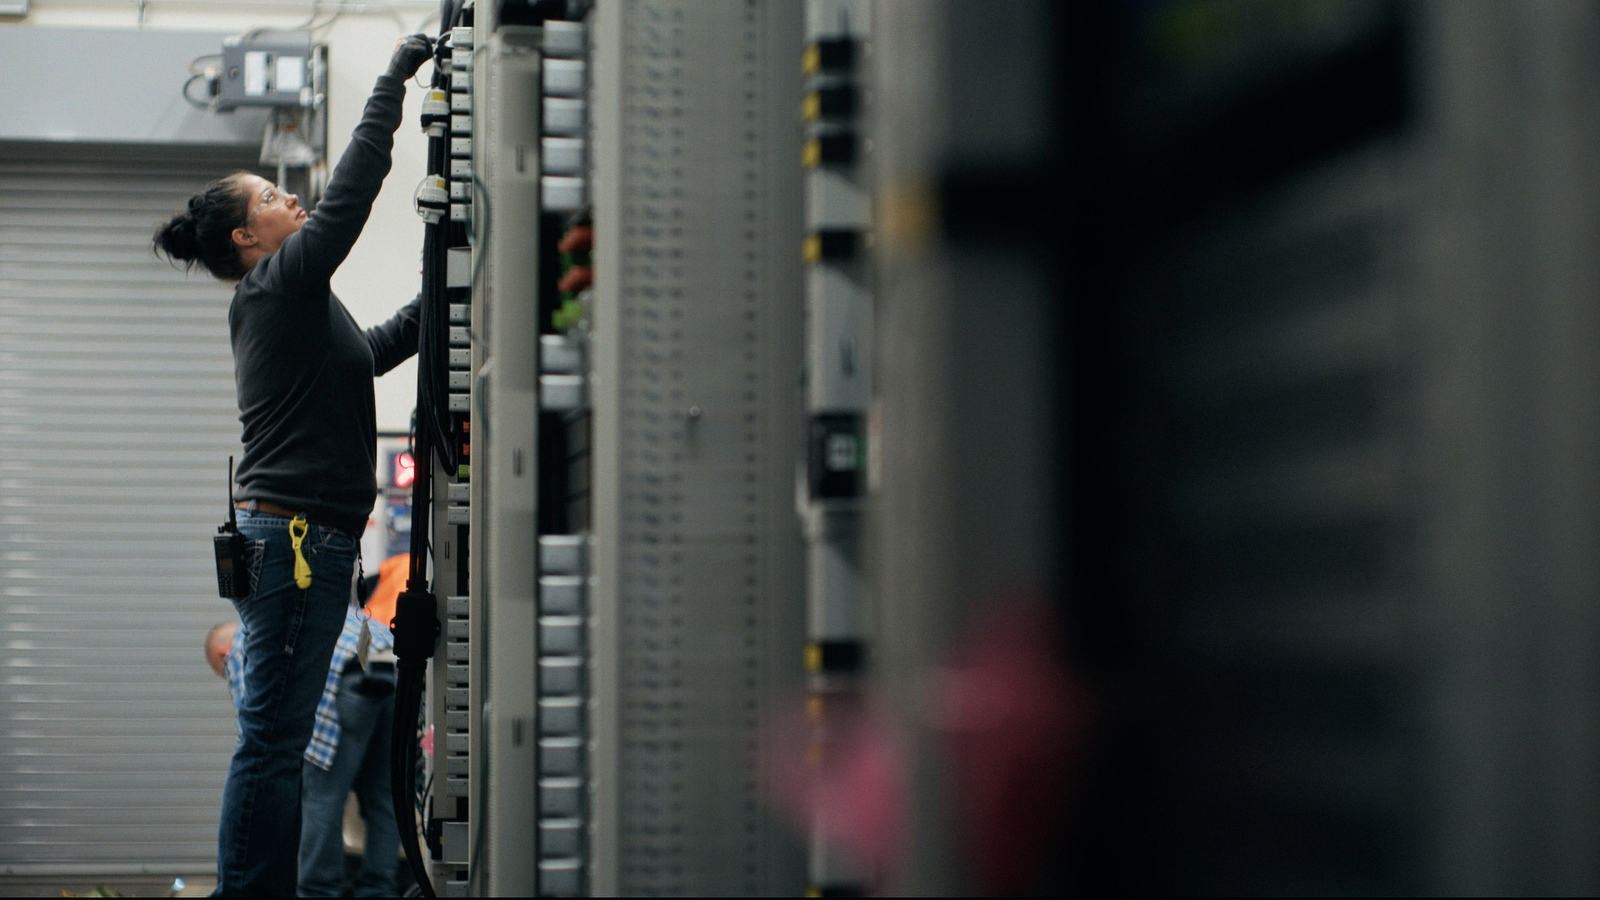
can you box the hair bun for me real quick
[155,211,203,262]
[152,172,251,281]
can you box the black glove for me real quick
[387,34,434,79]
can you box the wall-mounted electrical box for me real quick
[217,31,315,110]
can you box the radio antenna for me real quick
[227,456,238,529]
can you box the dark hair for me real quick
[152,172,252,281]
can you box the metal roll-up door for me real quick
[0,144,260,876]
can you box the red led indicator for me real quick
[394,452,415,488]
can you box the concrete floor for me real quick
[0,876,214,898]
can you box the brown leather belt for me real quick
[235,500,338,528]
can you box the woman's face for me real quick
[232,174,306,257]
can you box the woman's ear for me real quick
[231,226,256,249]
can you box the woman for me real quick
[154,34,432,896]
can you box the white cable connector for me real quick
[417,176,449,224]
[421,89,450,138]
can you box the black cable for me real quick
[415,226,444,468]
[430,0,457,75]
[393,110,446,900]
[390,663,432,896]
[392,11,467,894]
[417,151,453,471]
[421,7,461,472]
[392,402,437,898]
[181,73,213,109]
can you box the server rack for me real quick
[861,1,1070,894]
[588,1,807,893]
[410,2,1600,896]
[797,1,873,895]
[417,1,806,895]
[1065,1,1600,895]
[422,6,595,895]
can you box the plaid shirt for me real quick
[222,629,246,719]
[223,604,395,770]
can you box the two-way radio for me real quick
[214,456,251,598]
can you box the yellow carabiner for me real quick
[288,514,313,590]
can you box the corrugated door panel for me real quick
[0,146,258,875]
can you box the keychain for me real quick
[288,514,313,589]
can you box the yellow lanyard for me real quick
[288,514,313,589]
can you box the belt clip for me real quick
[288,514,313,590]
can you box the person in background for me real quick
[360,552,409,631]
[206,586,402,897]
[298,592,401,898]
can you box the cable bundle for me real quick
[391,4,466,898]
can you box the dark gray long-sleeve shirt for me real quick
[229,73,419,536]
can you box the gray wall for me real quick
[0,27,267,145]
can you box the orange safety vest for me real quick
[363,553,409,629]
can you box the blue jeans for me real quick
[215,510,357,897]
[298,668,400,897]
